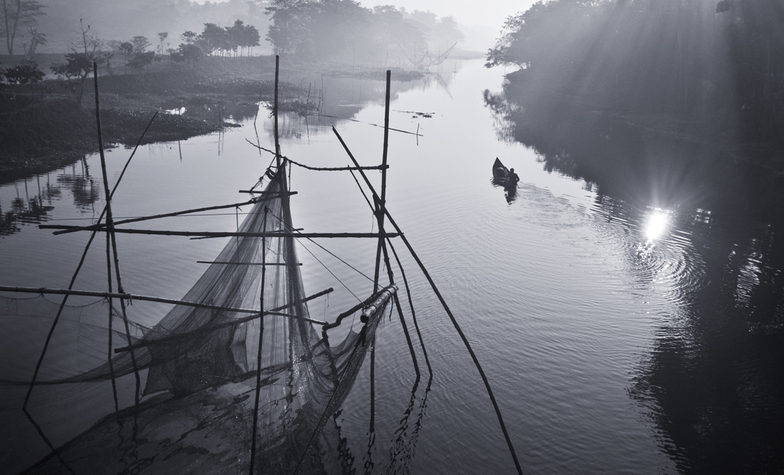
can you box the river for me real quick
[1,59,782,474]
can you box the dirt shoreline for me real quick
[1,56,422,184]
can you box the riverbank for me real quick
[0,56,423,183]
[496,73,784,176]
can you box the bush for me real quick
[3,61,46,85]
[127,51,155,71]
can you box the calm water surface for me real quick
[2,59,782,474]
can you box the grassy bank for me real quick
[0,57,281,183]
[1,55,422,183]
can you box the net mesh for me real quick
[2,161,395,474]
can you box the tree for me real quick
[178,42,203,63]
[130,35,151,54]
[22,25,44,55]
[243,24,260,56]
[50,52,92,83]
[181,30,197,44]
[156,32,169,55]
[49,20,108,105]
[118,41,133,70]
[227,19,244,56]
[125,35,155,71]
[265,0,309,56]
[3,58,43,84]
[432,16,463,51]
[200,22,227,55]
[127,51,154,71]
[1,0,45,55]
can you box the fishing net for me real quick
[2,161,396,474]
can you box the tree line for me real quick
[265,0,463,65]
[0,18,260,105]
[486,0,784,143]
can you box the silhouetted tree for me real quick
[1,0,45,55]
[181,30,197,44]
[156,32,169,55]
[130,35,151,54]
[486,0,784,143]
[49,19,108,105]
[127,51,154,71]
[176,42,203,63]
[23,25,45,54]
[3,58,43,84]
[200,22,227,55]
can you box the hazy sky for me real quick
[358,1,536,28]
[197,0,537,29]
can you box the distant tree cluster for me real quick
[264,0,463,64]
[486,0,784,142]
[172,19,261,61]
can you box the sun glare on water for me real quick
[644,209,670,242]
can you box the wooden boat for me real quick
[492,157,519,188]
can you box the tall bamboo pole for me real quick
[249,208,269,474]
[373,71,392,293]
[274,55,280,168]
[92,62,141,398]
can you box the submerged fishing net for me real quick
[3,161,396,474]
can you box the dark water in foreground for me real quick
[1,59,783,474]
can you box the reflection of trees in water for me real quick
[0,203,20,236]
[0,160,97,237]
[0,174,59,236]
[630,214,784,473]
[179,98,261,124]
[255,72,445,144]
[57,174,99,209]
[486,89,784,472]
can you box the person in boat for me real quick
[494,164,506,180]
[507,167,519,185]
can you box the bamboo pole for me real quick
[249,207,268,475]
[196,261,301,266]
[244,139,391,171]
[38,226,400,239]
[92,62,141,399]
[0,285,331,326]
[45,198,262,235]
[274,55,280,168]
[373,70,392,294]
[104,204,120,414]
